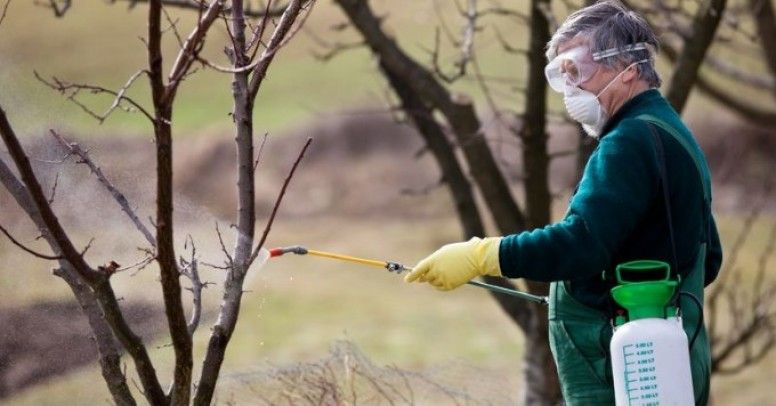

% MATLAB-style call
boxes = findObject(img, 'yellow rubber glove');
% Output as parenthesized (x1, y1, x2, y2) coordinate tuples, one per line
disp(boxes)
(405, 237, 502, 291)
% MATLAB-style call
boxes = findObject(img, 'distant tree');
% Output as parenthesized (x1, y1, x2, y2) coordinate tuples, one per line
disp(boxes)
(0, 1, 313, 405)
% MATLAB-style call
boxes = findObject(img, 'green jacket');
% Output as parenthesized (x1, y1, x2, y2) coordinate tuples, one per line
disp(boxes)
(498, 89, 722, 312)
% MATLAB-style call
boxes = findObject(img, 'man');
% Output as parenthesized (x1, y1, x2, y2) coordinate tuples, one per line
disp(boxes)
(405, 1, 722, 404)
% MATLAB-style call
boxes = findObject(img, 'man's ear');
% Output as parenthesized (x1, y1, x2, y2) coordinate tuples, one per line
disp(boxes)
(621, 64, 639, 83)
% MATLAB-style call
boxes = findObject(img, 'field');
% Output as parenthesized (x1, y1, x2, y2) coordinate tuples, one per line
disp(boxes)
(1, 0, 775, 405)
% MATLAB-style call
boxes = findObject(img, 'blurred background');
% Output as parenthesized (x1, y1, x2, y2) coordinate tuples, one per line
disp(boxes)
(0, 0, 775, 404)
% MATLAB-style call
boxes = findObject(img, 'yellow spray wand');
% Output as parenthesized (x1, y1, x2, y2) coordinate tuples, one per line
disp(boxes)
(269, 245, 548, 305)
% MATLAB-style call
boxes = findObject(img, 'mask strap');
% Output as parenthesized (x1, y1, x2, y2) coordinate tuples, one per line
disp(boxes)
(595, 59, 649, 98)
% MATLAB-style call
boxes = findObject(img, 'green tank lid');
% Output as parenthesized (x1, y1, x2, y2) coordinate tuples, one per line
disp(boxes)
(610, 260, 677, 324)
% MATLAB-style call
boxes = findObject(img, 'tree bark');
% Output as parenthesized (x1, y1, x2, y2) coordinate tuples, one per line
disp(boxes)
(665, 0, 728, 113)
(516, 0, 562, 403)
(194, 0, 254, 403)
(148, 1, 193, 403)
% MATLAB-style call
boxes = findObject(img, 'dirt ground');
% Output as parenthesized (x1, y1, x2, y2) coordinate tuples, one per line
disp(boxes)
(0, 300, 165, 398)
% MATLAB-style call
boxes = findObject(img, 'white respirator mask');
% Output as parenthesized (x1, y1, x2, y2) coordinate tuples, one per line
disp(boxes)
(545, 42, 651, 137)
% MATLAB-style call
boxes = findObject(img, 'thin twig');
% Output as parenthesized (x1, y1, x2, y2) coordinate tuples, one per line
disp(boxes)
(47, 172, 59, 204)
(161, 5, 185, 47)
(246, 0, 274, 58)
(50, 130, 156, 247)
(196, 54, 263, 73)
(115, 254, 156, 274)
(0, 222, 62, 260)
(80, 237, 95, 256)
(248, 137, 312, 266)
(0, 0, 11, 27)
(113, 0, 304, 18)
(165, 0, 224, 102)
(34, 71, 154, 123)
(215, 221, 234, 267)
(180, 235, 207, 335)
(274, 0, 315, 50)
(35, 0, 70, 17)
(253, 132, 269, 171)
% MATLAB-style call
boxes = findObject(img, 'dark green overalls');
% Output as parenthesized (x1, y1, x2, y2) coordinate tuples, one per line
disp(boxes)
(498, 90, 722, 405)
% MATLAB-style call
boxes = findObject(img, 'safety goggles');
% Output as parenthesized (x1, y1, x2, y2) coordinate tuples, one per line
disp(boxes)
(544, 42, 650, 93)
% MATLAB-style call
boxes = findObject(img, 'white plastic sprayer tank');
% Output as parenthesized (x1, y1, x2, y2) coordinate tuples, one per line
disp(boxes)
(609, 260, 694, 406)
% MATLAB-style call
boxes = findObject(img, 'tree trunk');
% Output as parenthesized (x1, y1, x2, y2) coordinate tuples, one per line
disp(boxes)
(665, 0, 728, 113)
(516, 0, 563, 403)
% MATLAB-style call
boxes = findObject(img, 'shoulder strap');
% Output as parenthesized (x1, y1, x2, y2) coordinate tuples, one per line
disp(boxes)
(637, 115, 713, 310)
(635, 114, 711, 203)
(645, 123, 680, 281)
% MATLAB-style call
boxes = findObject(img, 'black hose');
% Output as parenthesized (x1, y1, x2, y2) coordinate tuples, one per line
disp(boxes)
(680, 291, 703, 349)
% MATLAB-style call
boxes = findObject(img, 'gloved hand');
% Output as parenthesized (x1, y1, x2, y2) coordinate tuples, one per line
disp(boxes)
(405, 237, 502, 291)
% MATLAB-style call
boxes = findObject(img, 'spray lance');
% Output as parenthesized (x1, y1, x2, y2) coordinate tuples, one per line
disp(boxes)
(268, 245, 548, 305)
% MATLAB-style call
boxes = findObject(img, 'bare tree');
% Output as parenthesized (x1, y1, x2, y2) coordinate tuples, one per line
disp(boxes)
(0, 1, 313, 404)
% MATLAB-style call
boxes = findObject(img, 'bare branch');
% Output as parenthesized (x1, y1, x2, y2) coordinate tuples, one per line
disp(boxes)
(50, 130, 156, 247)
(47, 171, 59, 204)
(0, 105, 96, 280)
(246, 0, 274, 58)
(80, 237, 95, 256)
(180, 235, 207, 336)
(493, 27, 528, 55)
(35, 0, 70, 17)
(115, 253, 156, 274)
(0, 0, 11, 27)
(161, 4, 185, 48)
(253, 132, 269, 171)
(660, 40, 776, 127)
(458, 0, 476, 74)
(34, 70, 154, 123)
(536, 1, 558, 32)
(249, 137, 312, 265)
(165, 0, 224, 103)
(433, 0, 460, 46)
(147, 0, 193, 402)
(214, 221, 234, 267)
(430, 28, 466, 83)
(0, 222, 62, 260)
(478, 5, 530, 22)
(663, 0, 727, 112)
(750, 0, 776, 101)
(248, 0, 306, 100)
(273, 0, 314, 51)
(307, 27, 366, 62)
(705, 54, 775, 90)
(114, 0, 306, 18)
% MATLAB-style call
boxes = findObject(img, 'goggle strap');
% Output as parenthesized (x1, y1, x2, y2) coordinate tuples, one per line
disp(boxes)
(592, 42, 649, 61)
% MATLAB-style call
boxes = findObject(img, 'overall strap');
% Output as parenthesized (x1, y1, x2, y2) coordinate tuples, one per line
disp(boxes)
(644, 122, 679, 281)
(636, 114, 711, 309)
(636, 114, 711, 204)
